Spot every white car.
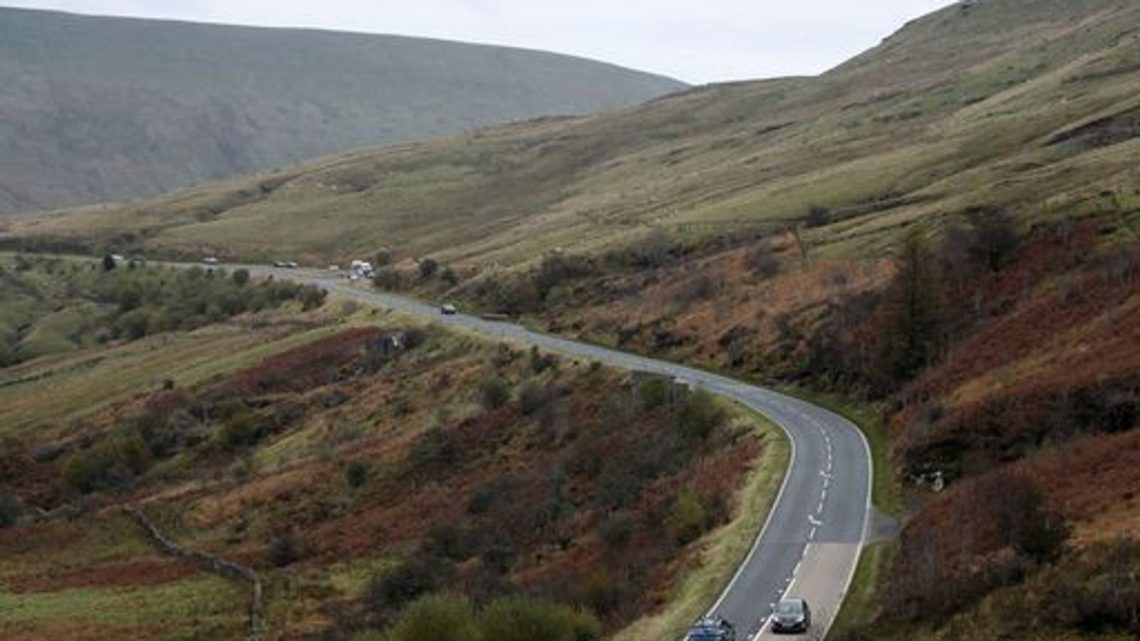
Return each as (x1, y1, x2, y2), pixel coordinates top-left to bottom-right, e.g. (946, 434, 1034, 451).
(440, 303, 458, 315)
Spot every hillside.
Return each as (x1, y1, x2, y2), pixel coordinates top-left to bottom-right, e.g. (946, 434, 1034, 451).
(9, 0, 1138, 267)
(0, 255, 785, 641)
(0, 7, 684, 213)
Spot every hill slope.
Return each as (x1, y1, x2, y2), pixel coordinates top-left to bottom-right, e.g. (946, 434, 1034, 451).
(10, 0, 1138, 266)
(0, 7, 685, 213)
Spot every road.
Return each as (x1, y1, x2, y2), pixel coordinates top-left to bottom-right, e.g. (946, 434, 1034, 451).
(256, 266, 873, 640)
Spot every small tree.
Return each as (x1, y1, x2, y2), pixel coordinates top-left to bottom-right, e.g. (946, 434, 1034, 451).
(418, 258, 439, 279)
(102, 253, 117, 271)
(805, 203, 832, 228)
(232, 268, 250, 286)
(344, 460, 369, 489)
(481, 378, 512, 410)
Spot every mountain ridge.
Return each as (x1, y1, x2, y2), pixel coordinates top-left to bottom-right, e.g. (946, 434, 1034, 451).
(0, 6, 685, 213)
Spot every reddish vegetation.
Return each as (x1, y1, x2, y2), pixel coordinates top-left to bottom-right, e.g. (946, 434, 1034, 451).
(227, 327, 384, 396)
(1019, 430, 1140, 544)
(892, 222, 1140, 477)
(1, 324, 765, 639)
(6, 557, 197, 593)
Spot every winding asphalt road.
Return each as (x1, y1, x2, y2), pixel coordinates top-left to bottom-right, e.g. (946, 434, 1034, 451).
(254, 266, 873, 640)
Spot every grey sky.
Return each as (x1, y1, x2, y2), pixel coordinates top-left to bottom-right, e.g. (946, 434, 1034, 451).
(3, 1, 954, 83)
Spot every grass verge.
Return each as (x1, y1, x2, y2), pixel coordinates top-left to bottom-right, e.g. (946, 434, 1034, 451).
(613, 407, 790, 641)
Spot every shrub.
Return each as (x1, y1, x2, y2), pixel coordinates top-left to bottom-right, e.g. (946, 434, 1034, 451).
(0, 493, 23, 528)
(805, 203, 832, 228)
(62, 428, 152, 493)
(299, 285, 327, 310)
(481, 378, 512, 410)
(368, 555, 455, 614)
(480, 598, 602, 641)
(407, 427, 462, 471)
(966, 207, 1019, 271)
(375, 593, 481, 641)
(676, 390, 727, 443)
(669, 488, 710, 545)
(373, 268, 406, 291)
(232, 269, 250, 286)
(267, 531, 305, 567)
(345, 461, 370, 489)
(745, 245, 781, 278)
(518, 382, 552, 416)
(418, 258, 439, 279)
(441, 267, 461, 286)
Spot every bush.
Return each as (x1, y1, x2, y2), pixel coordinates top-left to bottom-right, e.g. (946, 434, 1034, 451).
(0, 493, 23, 528)
(369, 594, 601, 641)
(480, 598, 602, 641)
(407, 427, 462, 471)
(373, 268, 406, 291)
(481, 378, 512, 410)
(418, 258, 439, 279)
(676, 390, 727, 443)
(745, 244, 781, 278)
(367, 593, 480, 641)
(299, 285, 327, 310)
(368, 555, 455, 614)
(805, 204, 832, 228)
(669, 488, 710, 544)
(62, 428, 152, 493)
(232, 269, 250, 286)
(267, 531, 305, 567)
(345, 461, 370, 489)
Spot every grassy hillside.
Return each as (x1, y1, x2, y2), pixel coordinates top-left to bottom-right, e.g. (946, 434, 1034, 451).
(0, 7, 684, 213)
(10, 0, 1138, 267)
(0, 276, 785, 640)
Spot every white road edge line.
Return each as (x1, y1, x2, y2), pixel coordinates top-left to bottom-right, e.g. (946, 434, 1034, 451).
(703, 404, 798, 618)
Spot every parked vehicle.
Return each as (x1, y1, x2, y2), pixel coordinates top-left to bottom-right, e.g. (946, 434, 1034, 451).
(202, 256, 219, 265)
(440, 303, 458, 315)
(684, 616, 735, 641)
(771, 598, 811, 634)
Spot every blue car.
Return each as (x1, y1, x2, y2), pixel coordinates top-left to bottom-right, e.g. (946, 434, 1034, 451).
(685, 616, 736, 641)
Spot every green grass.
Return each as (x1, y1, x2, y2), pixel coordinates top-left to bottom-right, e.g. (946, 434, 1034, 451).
(12, 1, 1138, 270)
(0, 320, 341, 438)
(614, 407, 790, 641)
(0, 575, 245, 640)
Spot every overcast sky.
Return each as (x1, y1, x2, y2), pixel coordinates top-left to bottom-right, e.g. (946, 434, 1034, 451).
(3, 1, 954, 83)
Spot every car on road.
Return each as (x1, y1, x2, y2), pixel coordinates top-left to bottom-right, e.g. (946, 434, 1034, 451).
(684, 616, 735, 641)
(202, 256, 219, 265)
(440, 303, 458, 315)
(771, 597, 811, 634)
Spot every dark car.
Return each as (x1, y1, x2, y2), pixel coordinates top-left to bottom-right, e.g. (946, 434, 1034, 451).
(771, 597, 811, 634)
(685, 616, 736, 641)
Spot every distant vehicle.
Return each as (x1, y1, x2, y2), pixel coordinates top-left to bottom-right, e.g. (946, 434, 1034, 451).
(283, 261, 299, 269)
(684, 617, 735, 641)
(440, 303, 458, 315)
(202, 256, 219, 265)
(771, 598, 811, 634)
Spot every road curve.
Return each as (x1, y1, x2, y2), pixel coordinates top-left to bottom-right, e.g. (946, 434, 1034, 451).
(259, 267, 873, 640)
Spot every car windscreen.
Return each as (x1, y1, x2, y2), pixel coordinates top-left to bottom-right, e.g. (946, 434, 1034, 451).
(685, 628, 722, 641)
(776, 601, 802, 615)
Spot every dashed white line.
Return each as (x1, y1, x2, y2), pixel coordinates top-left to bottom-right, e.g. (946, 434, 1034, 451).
(809, 526, 818, 540)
